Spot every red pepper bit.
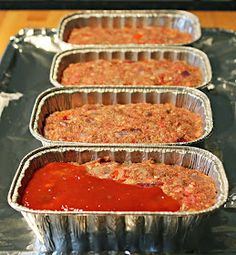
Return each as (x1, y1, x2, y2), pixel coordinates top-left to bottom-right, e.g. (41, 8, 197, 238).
(111, 169, 119, 178)
(159, 122, 165, 128)
(133, 33, 143, 40)
(63, 115, 69, 121)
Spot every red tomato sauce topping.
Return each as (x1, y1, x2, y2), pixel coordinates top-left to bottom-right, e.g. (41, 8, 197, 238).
(21, 162, 180, 212)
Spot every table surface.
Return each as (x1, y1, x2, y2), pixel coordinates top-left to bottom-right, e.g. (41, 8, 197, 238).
(0, 10, 236, 56)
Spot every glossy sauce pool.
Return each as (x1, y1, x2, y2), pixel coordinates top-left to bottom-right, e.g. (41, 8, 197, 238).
(21, 162, 180, 212)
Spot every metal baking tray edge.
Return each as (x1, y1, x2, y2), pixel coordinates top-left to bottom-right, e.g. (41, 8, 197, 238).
(57, 10, 201, 48)
(29, 86, 213, 147)
(49, 46, 212, 89)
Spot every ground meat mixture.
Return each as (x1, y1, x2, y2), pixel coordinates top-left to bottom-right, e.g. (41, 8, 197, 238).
(21, 160, 217, 212)
(77, 158, 217, 212)
(67, 26, 192, 45)
(44, 103, 203, 144)
(61, 59, 202, 87)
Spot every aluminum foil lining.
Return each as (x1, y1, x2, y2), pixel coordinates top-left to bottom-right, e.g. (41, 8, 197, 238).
(1, 27, 236, 254)
(29, 86, 213, 147)
(50, 46, 212, 89)
(8, 145, 228, 253)
(57, 10, 201, 48)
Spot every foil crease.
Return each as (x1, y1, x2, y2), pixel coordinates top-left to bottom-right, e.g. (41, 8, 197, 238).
(29, 87, 213, 147)
(50, 46, 212, 89)
(11, 28, 65, 53)
(57, 10, 201, 48)
(8, 146, 228, 253)
(0, 92, 23, 118)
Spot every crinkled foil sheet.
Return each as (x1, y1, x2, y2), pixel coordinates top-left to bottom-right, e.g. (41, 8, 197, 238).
(1, 28, 236, 254)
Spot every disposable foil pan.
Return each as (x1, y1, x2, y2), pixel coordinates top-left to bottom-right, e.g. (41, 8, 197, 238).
(58, 10, 201, 48)
(50, 46, 212, 89)
(29, 87, 213, 147)
(8, 145, 228, 253)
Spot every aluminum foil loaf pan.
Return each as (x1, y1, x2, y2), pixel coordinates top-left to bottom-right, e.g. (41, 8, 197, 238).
(50, 47, 212, 89)
(8, 146, 228, 253)
(58, 10, 201, 48)
(29, 87, 213, 147)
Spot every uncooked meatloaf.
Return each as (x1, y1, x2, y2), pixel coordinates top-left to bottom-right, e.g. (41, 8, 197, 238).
(44, 103, 203, 144)
(61, 59, 202, 87)
(21, 159, 217, 212)
(67, 26, 192, 45)
(83, 158, 217, 212)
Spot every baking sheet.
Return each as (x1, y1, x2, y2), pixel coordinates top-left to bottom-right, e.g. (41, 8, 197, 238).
(0, 28, 236, 254)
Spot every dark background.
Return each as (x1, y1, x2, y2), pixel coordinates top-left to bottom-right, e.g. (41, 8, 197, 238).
(0, 0, 236, 10)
